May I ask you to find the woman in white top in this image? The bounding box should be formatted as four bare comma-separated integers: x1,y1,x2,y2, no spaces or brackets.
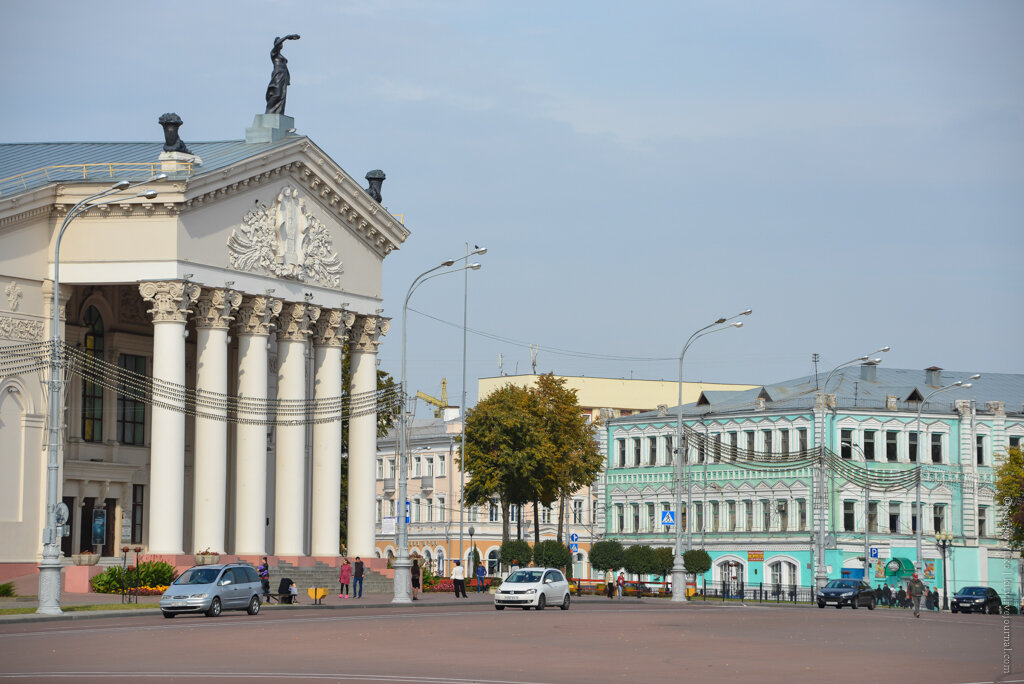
452,560,467,598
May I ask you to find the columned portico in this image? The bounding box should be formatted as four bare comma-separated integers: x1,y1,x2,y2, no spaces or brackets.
233,295,282,555
310,309,354,556
348,314,390,557
275,302,320,555
192,288,241,554
139,280,200,554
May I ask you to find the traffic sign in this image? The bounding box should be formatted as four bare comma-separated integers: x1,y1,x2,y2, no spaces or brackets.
569,543,579,553
661,511,675,525
569,533,579,542
869,547,879,559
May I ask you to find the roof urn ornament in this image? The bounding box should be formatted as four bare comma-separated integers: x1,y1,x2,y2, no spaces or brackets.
365,169,386,203
265,34,301,115
158,113,191,154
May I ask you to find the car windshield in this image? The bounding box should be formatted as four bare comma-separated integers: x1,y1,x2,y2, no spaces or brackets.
958,587,986,596
506,570,544,584
825,580,858,589
173,568,221,585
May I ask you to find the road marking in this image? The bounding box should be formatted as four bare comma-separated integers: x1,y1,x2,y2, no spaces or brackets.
0,673,558,684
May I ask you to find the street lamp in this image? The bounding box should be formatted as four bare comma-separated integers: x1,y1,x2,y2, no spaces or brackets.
915,375,979,575
38,176,165,615
814,347,890,591
394,258,482,604
935,530,954,610
457,244,487,592
672,309,751,603
468,525,476,578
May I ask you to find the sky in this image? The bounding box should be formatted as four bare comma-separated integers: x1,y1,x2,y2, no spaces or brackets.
3,1,1022,413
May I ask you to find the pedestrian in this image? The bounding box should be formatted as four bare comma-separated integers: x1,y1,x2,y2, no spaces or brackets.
411,558,421,600
909,573,925,618
353,556,364,598
452,560,467,598
258,556,271,602
338,558,352,598
896,586,907,609
511,559,520,573
931,587,940,611
874,585,882,605
606,569,615,599
616,571,625,599
882,583,892,607
476,562,487,593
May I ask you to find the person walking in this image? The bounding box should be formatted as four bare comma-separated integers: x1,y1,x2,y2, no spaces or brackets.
931,587,940,611
353,557,364,598
616,571,625,599
882,583,892,607
452,560,467,598
258,557,271,602
605,569,615,599
909,573,925,618
338,558,352,598
411,558,421,600
476,563,487,593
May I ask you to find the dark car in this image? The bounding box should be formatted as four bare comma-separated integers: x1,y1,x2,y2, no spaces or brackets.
951,587,1001,614
816,579,876,609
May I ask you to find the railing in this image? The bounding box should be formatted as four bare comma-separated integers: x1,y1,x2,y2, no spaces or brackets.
419,475,434,491
0,162,195,197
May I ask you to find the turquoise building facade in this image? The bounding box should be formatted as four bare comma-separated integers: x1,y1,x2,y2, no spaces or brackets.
603,365,1024,605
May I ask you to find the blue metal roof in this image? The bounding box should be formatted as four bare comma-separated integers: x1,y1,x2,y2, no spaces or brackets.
0,136,303,196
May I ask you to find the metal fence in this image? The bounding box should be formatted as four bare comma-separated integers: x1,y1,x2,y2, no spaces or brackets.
694,580,816,604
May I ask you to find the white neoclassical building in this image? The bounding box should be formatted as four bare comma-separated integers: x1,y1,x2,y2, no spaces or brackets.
0,112,408,582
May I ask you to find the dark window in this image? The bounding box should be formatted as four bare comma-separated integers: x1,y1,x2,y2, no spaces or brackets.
763,430,773,455
868,502,878,532
889,503,900,533
616,439,625,467
131,485,144,544
840,430,853,459
713,434,722,463
664,435,673,464
843,501,855,532
933,504,945,534
81,306,104,442
798,428,808,452
633,438,641,467
978,507,988,536
697,434,706,463
909,432,919,463
117,354,147,445
1010,436,1021,450
931,434,943,463
886,431,898,462
863,431,876,461
745,431,755,453
976,436,985,466
780,429,789,456
648,436,657,466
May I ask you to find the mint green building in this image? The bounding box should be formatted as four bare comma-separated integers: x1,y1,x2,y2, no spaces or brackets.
604,365,1023,606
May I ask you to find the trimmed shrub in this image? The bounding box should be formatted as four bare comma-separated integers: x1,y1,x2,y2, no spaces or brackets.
623,545,660,580
589,540,624,573
532,540,572,572
0,582,14,597
654,547,675,579
90,559,177,594
500,539,532,570
683,549,712,576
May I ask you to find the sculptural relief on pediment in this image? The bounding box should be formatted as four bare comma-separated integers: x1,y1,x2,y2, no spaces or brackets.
227,184,343,288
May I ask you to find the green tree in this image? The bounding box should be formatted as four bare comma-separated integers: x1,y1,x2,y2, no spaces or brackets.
996,447,1024,555
589,540,624,573
500,539,533,571
533,539,572,574
623,545,660,588
683,549,712,578
654,546,674,581
531,374,603,543
460,384,550,542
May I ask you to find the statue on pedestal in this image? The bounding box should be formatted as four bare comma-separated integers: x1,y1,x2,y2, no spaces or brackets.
158,113,191,154
265,35,300,115
365,170,386,203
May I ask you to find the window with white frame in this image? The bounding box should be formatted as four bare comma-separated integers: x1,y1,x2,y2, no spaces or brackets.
387,499,396,517
376,458,384,479
727,500,736,531
868,501,878,532
631,503,640,532
931,434,943,463
976,435,986,466
843,501,856,532
798,428,808,452
798,500,807,531
573,499,583,524
648,436,657,466
425,457,434,476
664,434,674,465
933,504,945,534
780,429,789,457
841,430,853,459
386,458,396,479
468,506,478,523
713,434,722,463
541,506,552,524
909,431,919,462
978,506,988,536
617,438,626,467
694,503,703,532
745,431,755,453
778,500,788,532
745,500,754,531
1011,435,1022,450
438,496,446,522
489,500,499,523
510,505,518,523
889,503,901,533
438,453,446,476
710,501,720,532
761,500,771,530
886,431,899,462
864,430,876,460
633,438,642,466
413,456,421,477
412,498,421,523
763,429,773,455
616,504,625,533
647,502,656,532
426,498,433,522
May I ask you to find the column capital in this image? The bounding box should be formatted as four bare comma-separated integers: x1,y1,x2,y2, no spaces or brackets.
139,280,201,323
352,314,390,353
277,302,321,342
312,308,356,348
194,288,243,330
235,295,282,336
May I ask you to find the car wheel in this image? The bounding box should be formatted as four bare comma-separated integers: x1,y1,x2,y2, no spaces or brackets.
818,602,825,609
852,600,859,610
867,599,876,611
950,608,957,614
247,596,261,616
205,597,222,618
835,603,842,609
495,605,505,611
537,595,546,611
560,593,570,611
162,611,175,619
521,607,530,611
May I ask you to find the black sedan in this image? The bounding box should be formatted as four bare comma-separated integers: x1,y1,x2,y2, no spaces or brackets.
817,579,876,609
951,587,1001,614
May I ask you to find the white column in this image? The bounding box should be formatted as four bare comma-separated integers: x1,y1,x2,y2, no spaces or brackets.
139,280,200,555
275,302,320,555
310,309,355,556
347,314,390,557
233,295,281,555
192,288,241,554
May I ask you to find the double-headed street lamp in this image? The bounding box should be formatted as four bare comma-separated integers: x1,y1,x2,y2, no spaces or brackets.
813,347,890,591
394,257,482,604
38,177,165,616
671,309,751,603
935,530,954,610
914,375,978,576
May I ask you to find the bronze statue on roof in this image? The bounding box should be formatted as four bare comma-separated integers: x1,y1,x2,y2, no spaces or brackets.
265,35,301,115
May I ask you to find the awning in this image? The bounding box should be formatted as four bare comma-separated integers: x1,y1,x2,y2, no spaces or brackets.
885,558,915,577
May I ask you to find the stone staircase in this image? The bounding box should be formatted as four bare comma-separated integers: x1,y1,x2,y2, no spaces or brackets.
271,560,393,595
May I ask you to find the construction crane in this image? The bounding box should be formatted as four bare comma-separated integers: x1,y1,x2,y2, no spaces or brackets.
416,379,449,418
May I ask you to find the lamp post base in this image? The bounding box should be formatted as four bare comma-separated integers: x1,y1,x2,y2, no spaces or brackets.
671,563,687,602
36,559,63,615
392,558,412,604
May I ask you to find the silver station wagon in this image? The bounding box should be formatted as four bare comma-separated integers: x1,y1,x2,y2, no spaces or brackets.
160,563,263,618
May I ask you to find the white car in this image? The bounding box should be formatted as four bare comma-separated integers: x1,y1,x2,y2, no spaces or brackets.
494,568,571,611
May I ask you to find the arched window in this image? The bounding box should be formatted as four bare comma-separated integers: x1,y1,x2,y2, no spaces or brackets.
436,549,445,575
487,549,499,575
81,306,104,442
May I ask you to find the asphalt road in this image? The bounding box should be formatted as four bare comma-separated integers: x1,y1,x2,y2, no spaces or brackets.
0,598,1021,683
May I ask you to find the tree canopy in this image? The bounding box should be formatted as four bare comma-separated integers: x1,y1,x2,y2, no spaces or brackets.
500,539,533,570
533,540,572,573
654,546,674,579
683,549,712,576
623,545,660,580
589,540,624,573
996,447,1024,556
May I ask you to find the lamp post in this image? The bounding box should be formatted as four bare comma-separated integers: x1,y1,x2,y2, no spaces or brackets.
38,177,164,615
671,309,751,603
842,441,872,581
394,258,482,604
935,530,953,610
813,347,890,591
915,376,978,575
468,525,476,578
457,244,486,593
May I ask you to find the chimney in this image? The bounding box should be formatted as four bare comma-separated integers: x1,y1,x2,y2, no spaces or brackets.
860,362,878,382
925,366,943,386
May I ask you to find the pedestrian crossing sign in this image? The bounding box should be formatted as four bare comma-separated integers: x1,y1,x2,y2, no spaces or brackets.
661,511,675,525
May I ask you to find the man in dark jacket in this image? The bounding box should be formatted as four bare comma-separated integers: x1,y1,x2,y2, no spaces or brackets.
353,557,365,598
909,574,926,617
882,583,892,607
